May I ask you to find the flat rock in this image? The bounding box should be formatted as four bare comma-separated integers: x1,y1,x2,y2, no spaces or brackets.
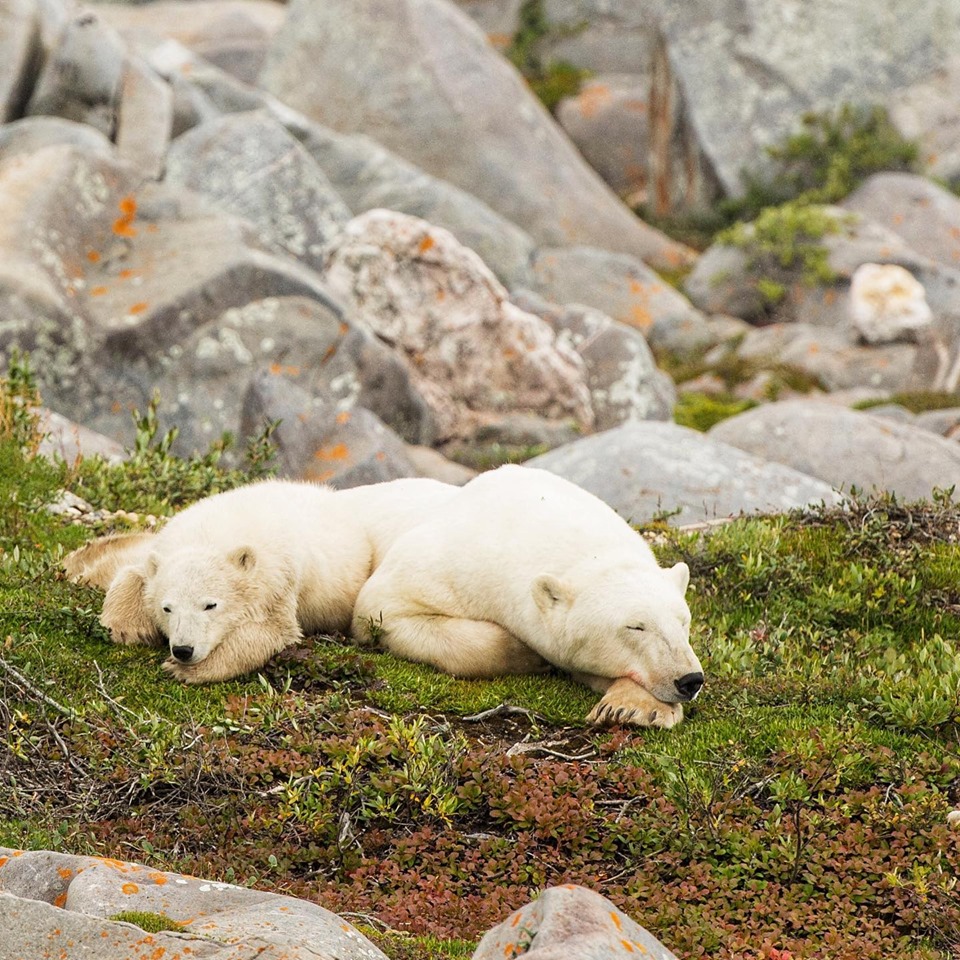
527,420,841,525
166,110,351,272
473,884,679,960
530,245,710,352
114,55,172,180
0,847,389,960
0,114,115,161
321,210,593,442
709,399,960,500
39,408,127,464
260,0,694,271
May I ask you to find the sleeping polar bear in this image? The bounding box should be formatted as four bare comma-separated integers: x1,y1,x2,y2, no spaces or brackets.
64,478,456,683
351,465,703,728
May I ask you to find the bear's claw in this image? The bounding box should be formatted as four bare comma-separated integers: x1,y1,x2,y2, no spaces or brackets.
586,677,684,729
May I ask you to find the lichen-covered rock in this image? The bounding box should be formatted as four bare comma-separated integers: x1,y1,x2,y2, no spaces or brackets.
530,244,710,352
848,262,933,345
260,0,694,271
0,847,390,960
473,884,679,960
322,210,593,442
0,0,45,123
240,369,417,486
166,110,351,272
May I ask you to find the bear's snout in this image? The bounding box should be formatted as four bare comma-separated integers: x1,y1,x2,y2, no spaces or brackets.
674,672,704,701
171,644,195,663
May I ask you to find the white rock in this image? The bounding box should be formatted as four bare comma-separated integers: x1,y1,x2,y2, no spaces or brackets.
848,263,933,345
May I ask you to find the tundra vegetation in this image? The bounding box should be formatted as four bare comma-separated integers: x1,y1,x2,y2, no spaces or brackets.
2,357,960,958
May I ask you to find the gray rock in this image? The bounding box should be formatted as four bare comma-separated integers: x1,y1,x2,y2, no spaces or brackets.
916,407,960,437
240,372,417,486
556,74,651,197
473,884,679,960
321,210,593,443
0,115,116,160
260,0,694,272
0,847,389,960
406,444,477,485
540,0,659,75
652,0,960,206
514,290,675,428
451,0,523,45
115,55,172,179
530,244,710,352
0,0,44,123
709,399,960,500
842,173,960,272
26,10,128,137
527,420,841,524
283,109,538,289
166,111,351,272
154,296,435,456
0,143,138,410
90,0,286,84
39,408,127,464
734,323,924,393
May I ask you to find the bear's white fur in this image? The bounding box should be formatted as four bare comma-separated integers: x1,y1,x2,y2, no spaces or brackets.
65,478,456,683
351,465,703,727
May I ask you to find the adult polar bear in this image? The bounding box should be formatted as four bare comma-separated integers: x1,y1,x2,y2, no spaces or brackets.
65,478,456,683
352,465,703,728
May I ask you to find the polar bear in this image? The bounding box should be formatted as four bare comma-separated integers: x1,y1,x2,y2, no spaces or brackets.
64,478,456,683
351,465,703,727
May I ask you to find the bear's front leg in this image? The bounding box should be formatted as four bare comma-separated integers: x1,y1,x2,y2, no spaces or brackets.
586,677,684,729
162,617,302,684
100,566,164,647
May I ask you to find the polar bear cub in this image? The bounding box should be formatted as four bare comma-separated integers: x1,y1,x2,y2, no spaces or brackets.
65,478,456,683
352,465,703,727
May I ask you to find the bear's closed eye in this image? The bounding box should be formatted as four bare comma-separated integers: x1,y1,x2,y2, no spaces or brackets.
626,624,646,632
204,602,218,611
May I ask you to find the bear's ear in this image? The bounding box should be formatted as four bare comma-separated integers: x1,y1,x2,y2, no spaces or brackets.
666,561,690,595
532,574,573,614
228,545,257,571
145,552,160,578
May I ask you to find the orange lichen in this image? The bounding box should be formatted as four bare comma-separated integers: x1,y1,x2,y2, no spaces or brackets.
148,872,168,885
119,269,137,280
579,83,612,119
0,857,9,868
90,286,109,297
128,302,149,315
610,911,623,930
119,196,137,217
314,443,349,462
338,322,349,335
86,250,101,263
121,882,139,894
269,362,301,376
54,893,67,908
336,411,351,424
418,234,435,254
113,195,139,238
57,868,73,879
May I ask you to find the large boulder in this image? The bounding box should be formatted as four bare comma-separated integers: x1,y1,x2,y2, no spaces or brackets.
321,210,593,443
0,0,45,123
527,420,841,524
652,0,960,209
709,399,960,500
259,0,694,271
0,847,389,960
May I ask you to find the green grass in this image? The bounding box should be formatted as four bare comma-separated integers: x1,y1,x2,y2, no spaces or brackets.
3,360,960,958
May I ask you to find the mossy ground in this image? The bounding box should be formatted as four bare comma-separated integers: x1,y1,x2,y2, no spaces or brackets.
3,379,960,958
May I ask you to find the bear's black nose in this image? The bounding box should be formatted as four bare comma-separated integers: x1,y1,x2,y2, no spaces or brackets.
171,645,194,663
675,672,704,700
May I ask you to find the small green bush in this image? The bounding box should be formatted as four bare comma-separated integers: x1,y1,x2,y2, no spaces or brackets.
110,911,185,933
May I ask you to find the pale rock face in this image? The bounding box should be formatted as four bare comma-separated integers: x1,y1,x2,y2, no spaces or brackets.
848,262,933,345
322,210,594,441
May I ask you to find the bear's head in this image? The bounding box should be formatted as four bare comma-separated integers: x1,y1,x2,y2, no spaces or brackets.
533,560,703,704
143,545,264,667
